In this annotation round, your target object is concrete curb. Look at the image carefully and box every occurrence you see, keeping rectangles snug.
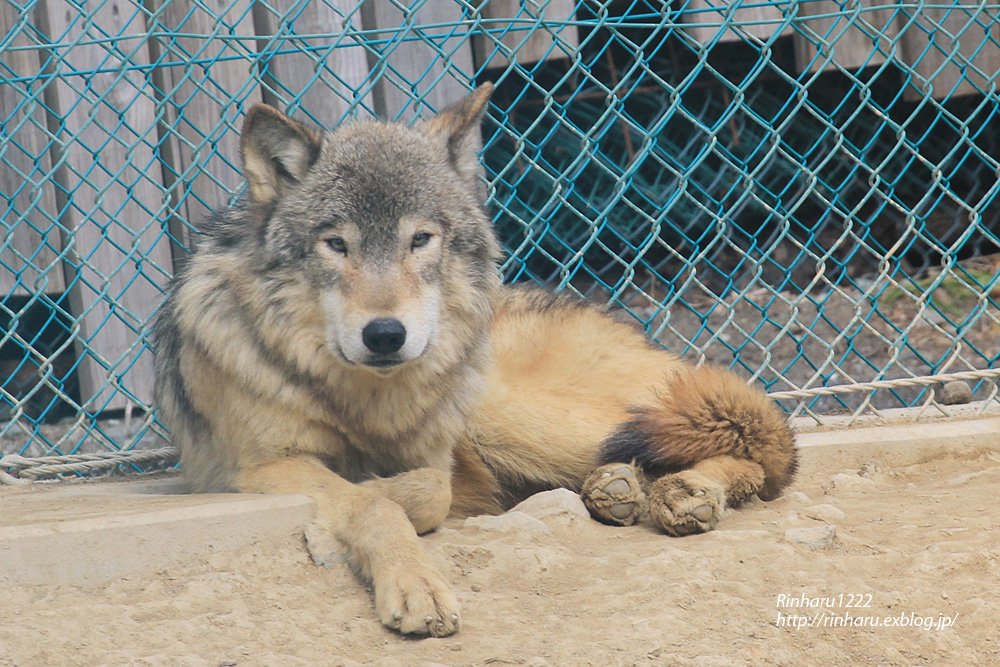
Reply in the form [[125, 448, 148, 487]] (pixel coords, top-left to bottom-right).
[[0, 481, 314, 586], [794, 415, 1000, 470]]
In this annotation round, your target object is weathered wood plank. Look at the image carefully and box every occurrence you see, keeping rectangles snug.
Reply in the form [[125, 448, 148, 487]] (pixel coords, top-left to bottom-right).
[[471, 0, 578, 69], [0, 1, 65, 296], [681, 0, 793, 46], [253, 0, 374, 125], [898, 3, 1000, 101], [360, 0, 476, 120], [35, 0, 173, 412], [146, 0, 261, 253], [792, 0, 900, 73]]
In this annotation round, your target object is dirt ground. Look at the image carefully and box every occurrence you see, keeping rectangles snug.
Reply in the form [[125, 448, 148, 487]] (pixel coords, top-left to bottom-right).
[[2, 438, 999, 667]]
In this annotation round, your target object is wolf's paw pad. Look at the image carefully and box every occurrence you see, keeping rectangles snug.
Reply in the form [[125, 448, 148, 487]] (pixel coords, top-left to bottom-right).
[[648, 471, 726, 536], [375, 565, 461, 637], [581, 463, 647, 526]]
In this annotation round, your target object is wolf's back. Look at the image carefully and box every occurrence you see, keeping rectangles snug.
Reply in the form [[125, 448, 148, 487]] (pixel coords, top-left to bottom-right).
[[453, 286, 796, 513]]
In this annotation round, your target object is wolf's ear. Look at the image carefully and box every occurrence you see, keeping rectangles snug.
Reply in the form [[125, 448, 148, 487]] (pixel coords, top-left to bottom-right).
[[421, 82, 493, 182], [241, 104, 322, 205]]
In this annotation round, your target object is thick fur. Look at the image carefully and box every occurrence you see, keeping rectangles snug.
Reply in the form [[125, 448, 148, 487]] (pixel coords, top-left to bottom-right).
[[153, 83, 797, 638]]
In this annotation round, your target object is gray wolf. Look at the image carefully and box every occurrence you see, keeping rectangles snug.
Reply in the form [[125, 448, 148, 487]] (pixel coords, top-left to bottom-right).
[[153, 83, 797, 637]]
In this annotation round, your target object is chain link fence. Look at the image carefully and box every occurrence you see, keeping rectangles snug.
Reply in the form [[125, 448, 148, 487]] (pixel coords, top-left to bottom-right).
[[2, 0, 999, 474]]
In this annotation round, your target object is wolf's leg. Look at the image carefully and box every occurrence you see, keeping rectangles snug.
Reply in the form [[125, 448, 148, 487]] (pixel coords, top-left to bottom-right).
[[238, 456, 460, 637], [360, 468, 451, 534], [580, 463, 649, 526], [595, 366, 796, 535], [646, 455, 765, 536], [580, 455, 764, 533]]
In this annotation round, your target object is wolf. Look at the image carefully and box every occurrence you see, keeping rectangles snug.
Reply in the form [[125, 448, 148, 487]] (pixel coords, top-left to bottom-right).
[[153, 83, 797, 638]]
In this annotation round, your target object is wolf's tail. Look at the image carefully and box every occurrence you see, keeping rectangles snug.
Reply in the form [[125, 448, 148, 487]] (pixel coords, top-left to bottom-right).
[[599, 365, 797, 500]]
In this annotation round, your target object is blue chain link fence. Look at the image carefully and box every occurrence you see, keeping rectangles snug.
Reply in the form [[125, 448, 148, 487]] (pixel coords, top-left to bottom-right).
[[2, 0, 999, 467]]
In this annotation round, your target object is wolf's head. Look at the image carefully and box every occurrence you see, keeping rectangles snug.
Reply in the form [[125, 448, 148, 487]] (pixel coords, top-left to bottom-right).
[[237, 84, 501, 374]]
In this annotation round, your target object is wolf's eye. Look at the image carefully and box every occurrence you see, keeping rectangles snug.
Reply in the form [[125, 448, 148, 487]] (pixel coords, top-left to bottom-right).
[[325, 237, 347, 255], [411, 232, 432, 250]]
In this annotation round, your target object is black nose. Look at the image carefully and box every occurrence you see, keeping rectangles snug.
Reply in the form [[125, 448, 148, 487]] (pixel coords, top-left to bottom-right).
[[362, 318, 407, 355]]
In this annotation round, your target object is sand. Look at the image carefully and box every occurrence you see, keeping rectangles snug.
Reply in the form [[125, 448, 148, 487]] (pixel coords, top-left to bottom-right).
[[2, 439, 999, 667]]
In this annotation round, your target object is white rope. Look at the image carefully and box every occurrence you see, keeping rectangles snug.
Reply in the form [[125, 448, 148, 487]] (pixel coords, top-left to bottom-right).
[[0, 447, 179, 484], [767, 368, 1000, 401], [1, 368, 996, 484]]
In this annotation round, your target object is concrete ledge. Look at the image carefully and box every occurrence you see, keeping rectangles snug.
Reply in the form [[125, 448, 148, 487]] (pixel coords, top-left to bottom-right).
[[797, 415, 1000, 450], [790, 399, 1000, 432], [794, 415, 1000, 474], [0, 478, 314, 586]]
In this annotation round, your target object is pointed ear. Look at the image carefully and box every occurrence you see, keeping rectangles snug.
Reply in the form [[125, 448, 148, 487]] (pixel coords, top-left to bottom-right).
[[421, 82, 493, 181], [240, 104, 322, 205]]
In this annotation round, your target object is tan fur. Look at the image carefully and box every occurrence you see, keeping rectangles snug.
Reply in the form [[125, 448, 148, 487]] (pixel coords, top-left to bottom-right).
[[154, 84, 796, 638], [455, 292, 796, 516], [462, 290, 676, 505]]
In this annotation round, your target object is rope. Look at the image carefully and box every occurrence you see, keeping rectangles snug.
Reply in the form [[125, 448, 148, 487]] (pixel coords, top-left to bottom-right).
[[0, 447, 179, 485], [1, 368, 996, 484], [767, 368, 1000, 401]]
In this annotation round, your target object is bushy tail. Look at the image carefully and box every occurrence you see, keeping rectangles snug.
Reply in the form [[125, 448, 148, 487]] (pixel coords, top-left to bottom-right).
[[599, 365, 797, 500]]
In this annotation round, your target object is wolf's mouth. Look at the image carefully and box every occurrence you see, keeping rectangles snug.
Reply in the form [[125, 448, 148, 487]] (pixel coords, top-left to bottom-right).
[[364, 356, 403, 368], [329, 340, 402, 369], [330, 338, 431, 374]]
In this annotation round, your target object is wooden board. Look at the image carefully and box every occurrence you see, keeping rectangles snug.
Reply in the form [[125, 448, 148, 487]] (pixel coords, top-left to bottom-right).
[[898, 4, 1000, 101], [253, 0, 374, 126], [792, 0, 900, 73], [471, 0, 578, 69], [146, 0, 262, 253], [34, 0, 174, 411], [681, 0, 792, 46], [360, 0, 476, 120], [0, 1, 65, 296]]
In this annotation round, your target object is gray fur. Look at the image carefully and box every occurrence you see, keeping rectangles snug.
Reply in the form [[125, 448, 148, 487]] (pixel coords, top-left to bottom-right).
[[152, 82, 795, 638], [154, 85, 500, 493]]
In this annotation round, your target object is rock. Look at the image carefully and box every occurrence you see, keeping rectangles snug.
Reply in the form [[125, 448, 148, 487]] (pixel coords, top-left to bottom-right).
[[784, 525, 836, 548], [801, 504, 846, 522], [525, 658, 551, 667], [948, 469, 993, 486], [858, 461, 880, 478], [512, 488, 589, 521], [304, 521, 349, 568], [683, 657, 744, 667], [775, 512, 806, 528], [948, 466, 1000, 486], [939, 380, 973, 405], [823, 473, 877, 494], [769, 491, 811, 505], [704, 529, 772, 540], [463, 511, 552, 536]]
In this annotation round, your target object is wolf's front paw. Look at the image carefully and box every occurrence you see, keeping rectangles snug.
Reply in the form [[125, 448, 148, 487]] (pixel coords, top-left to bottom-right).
[[647, 470, 726, 536], [375, 563, 461, 637], [581, 463, 647, 526]]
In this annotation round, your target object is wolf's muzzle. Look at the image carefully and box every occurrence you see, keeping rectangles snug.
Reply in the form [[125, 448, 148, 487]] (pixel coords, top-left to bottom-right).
[[362, 318, 407, 355]]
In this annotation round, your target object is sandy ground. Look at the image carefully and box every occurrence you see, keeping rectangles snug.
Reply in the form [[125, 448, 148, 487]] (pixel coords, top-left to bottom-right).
[[2, 438, 999, 667]]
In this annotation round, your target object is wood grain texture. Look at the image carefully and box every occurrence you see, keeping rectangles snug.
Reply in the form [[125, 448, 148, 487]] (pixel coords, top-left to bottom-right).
[[35, 0, 174, 410], [471, 0, 578, 69], [360, 0, 475, 120], [0, 1, 65, 296]]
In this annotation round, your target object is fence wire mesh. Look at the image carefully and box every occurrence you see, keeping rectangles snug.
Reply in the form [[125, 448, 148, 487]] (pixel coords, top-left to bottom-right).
[[1, 0, 999, 470]]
